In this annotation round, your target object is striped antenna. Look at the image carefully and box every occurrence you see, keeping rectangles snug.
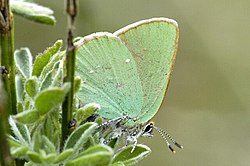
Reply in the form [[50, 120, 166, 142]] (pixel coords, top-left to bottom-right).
[[98, 115, 127, 128], [153, 125, 183, 153]]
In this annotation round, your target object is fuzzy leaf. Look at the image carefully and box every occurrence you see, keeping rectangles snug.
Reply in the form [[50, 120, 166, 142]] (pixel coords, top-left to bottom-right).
[[14, 109, 39, 124], [111, 162, 125, 166], [51, 60, 63, 87], [14, 47, 32, 79], [40, 70, 53, 90], [74, 76, 81, 93], [77, 144, 113, 157], [17, 102, 23, 113], [10, 0, 56, 25], [24, 99, 31, 110], [25, 76, 38, 98], [16, 75, 25, 102], [32, 132, 42, 152], [35, 88, 65, 115], [44, 153, 57, 163], [75, 103, 100, 124], [32, 40, 63, 77], [41, 135, 56, 154], [63, 82, 71, 95], [9, 116, 31, 144], [112, 144, 151, 165], [65, 145, 113, 166], [11, 145, 29, 158], [40, 61, 60, 90], [41, 109, 60, 148], [53, 149, 74, 164], [65, 152, 113, 166], [8, 136, 22, 148], [39, 51, 64, 82], [27, 151, 43, 163], [64, 122, 97, 150]]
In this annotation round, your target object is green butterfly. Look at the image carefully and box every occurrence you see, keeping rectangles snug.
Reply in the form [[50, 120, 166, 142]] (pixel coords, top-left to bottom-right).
[[75, 17, 183, 152]]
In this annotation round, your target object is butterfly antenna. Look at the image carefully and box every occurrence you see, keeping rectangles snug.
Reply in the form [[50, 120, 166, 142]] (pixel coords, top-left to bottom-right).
[[98, 118, 119, 128], [153, 126, 183, 152], [98, 116, 128, 128], [98, 118, 115, 128]]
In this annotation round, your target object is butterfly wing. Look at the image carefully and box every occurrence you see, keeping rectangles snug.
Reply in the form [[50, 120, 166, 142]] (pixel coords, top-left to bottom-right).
[[75, 32, 144, 120], [114, 18, 179, 124]]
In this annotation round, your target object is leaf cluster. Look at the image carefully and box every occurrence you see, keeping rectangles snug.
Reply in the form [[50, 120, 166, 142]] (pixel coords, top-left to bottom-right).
[[9, 40, 151, 166]]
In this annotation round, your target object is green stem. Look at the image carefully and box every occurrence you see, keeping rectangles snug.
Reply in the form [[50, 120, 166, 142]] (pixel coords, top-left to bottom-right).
[[0, 1, 15, 165], [61, 0, 77, 150], [0, 0, 17, 115], [0, 82, 14, 166], [0, 26, 17, 115]]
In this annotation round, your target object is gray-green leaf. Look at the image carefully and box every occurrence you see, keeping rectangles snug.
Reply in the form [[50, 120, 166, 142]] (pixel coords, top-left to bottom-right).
[[9, 116, 31, 144], [65, 145, 113, 166], [14, 109, 39, 124], [77, 144, 113, 157], [10, 0, 56, 25], [25, 76, 38, 98], [35, 88, 65, 115], [64, 122, 97, 151], [14, 47, 32, 79], [16, 75, 25, 102], [53, 149, 74, 164], [75, 103, 100, 124], [110, 162, 125, 166], [74, 76, 81, 93], [112, 144, 151, 165], [11, 145, 30, 158], [27, 151, 43, 163], [41, 135, 56, 154], [32, 40, 63, 77], [32, 132, 42, 152]]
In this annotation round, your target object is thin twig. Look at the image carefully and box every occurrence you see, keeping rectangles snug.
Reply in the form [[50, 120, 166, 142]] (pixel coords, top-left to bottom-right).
[[61, 0, 78, 150]]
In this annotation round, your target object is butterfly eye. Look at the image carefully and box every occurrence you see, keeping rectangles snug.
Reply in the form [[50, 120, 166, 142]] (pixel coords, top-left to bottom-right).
[[144, 122, 154, 134]]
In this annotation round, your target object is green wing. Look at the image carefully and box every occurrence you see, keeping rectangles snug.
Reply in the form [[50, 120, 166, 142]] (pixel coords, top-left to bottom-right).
[[75, 32, 144, 120], [114, 18, 179, 124]]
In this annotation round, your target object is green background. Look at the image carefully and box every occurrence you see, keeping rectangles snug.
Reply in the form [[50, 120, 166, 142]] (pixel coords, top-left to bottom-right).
[[15, 0, 250, 166]]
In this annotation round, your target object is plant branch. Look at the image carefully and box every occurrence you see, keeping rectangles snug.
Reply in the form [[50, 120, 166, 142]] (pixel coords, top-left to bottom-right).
[[61, 0, 78, 150], [0, 0, 17, 115], [0, 1, 16, 166], [0, 81, 14, 166]]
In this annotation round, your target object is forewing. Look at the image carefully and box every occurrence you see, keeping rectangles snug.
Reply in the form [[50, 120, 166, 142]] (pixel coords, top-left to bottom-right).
[[75, 32, 144, 120], [114, 18, 179, 123]]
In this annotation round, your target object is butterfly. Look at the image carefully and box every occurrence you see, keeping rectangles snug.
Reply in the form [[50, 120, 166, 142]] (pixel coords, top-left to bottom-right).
[[75, 17, 183, 153]]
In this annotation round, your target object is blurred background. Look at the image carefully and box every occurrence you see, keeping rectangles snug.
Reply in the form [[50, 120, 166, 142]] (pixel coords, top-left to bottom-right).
[[14, 0, 250, 165]]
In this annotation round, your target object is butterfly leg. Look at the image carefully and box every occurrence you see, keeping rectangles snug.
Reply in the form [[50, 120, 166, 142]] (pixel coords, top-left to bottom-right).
[[125, 128, 140, 153], [130, 138, 137, 153]]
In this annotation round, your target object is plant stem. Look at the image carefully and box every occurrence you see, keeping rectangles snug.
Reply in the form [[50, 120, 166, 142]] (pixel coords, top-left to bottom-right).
[[0, 82, 14, 166], [0, 0, 17, 115], [61, 0, 77, 150], [0, 1, 15, 165]]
